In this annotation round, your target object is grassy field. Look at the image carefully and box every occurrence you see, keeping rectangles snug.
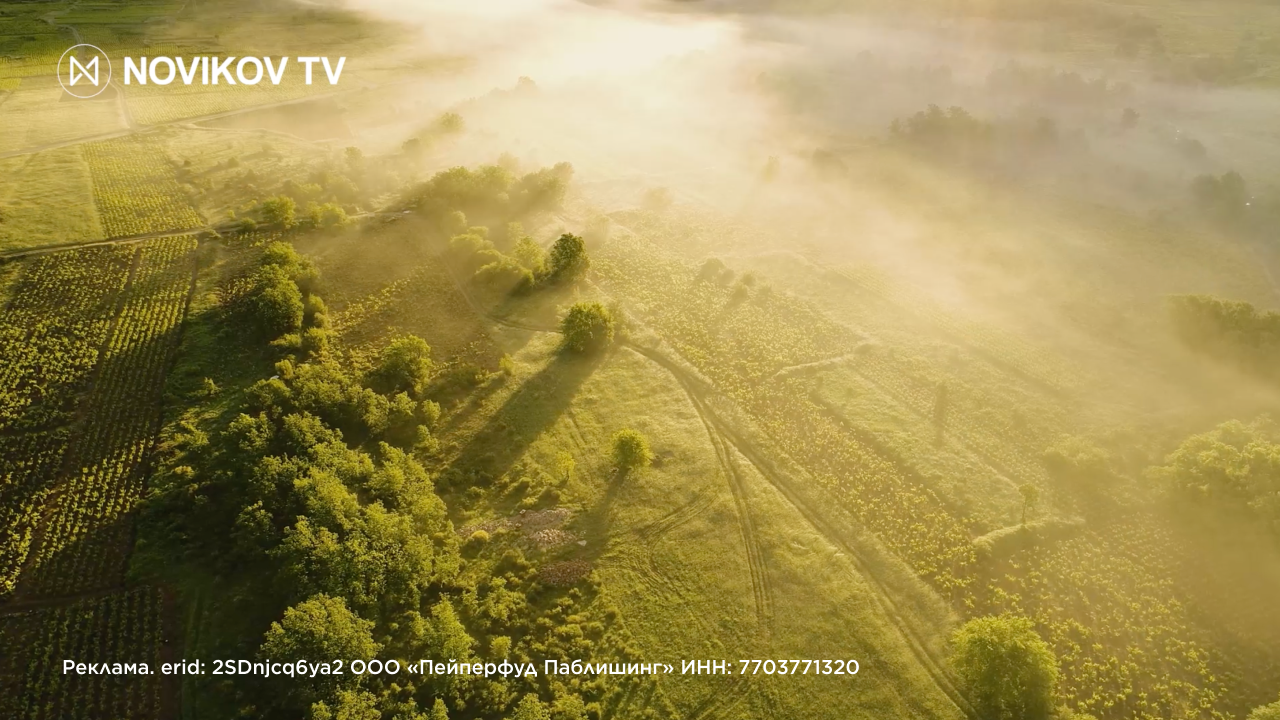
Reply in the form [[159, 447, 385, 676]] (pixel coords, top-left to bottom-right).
[[2, 0, 1280, 719], [436, 328, 967, 720], [0, 145, 103, 252]]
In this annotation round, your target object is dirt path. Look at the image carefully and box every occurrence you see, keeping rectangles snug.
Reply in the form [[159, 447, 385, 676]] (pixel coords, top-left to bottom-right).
[[435, 252, 972, 719], [662, 361, 976, 720], [1, 227, 208, 261]]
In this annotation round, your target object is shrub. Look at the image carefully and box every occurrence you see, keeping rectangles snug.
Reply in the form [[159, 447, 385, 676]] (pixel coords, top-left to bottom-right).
[[950, 614, 1058, 720], [1248, 698, 1280, 720], [473, 256, 534, 294], [369, 335, 434, 396], [611, 429, 653, 473], [560, 303, 614, 353], [1150, 418, 1280, 537], [513, 236, 547, 275], [260, 195, 298, 228]]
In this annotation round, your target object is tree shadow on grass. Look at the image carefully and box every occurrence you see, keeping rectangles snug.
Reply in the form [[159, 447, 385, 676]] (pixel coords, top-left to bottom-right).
[[441, 347, 605, 491]]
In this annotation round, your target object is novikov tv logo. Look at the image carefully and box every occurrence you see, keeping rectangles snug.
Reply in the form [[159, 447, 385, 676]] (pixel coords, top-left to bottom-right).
[[58, 44, 113, 99], [58, 44, 347, 97]]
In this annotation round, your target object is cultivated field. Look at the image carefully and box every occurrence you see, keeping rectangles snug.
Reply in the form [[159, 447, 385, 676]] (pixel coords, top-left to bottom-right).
[[3, 0, 1280, 719]]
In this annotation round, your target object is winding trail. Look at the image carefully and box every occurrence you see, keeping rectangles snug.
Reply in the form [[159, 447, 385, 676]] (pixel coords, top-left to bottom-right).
[[3, 207, 974, 717], [433, 252, 973, 720]]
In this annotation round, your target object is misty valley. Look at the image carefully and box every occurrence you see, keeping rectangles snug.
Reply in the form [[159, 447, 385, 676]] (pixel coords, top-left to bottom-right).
[[1, 1, 1280, 720]]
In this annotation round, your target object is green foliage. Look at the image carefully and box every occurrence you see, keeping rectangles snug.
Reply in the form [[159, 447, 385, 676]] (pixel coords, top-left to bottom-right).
[[436, 112, 465, 134], [513, 236, 547, 275], [950, 614, 1058, 720], [547, 233, 589, 283], [551, 694, 587, 720], [1150, 418, 1280, 536], [560, 302, 614, 353], [259, 594, 380, 712], [611, 429, 653, 473], [430, 698, 451, 720], [891, 105, 993, 154], [261, 195, 299, 228], [310, 689, 381, 720], [369, 335, 434, 396], [308, 202, 349, 228], [249, 361, 391, 440], [1191, 171, 1249, 216], [242, 240, 323, 339], [250, 264, 305, 338], [1042, 437, 1112, 488], [412, 164, 570, 229], [1248, 698, 1280, 720], [509, 694, 551, 720], [1169, 295, 1280, 382], [448, 232, 501, 275], [554, 451, 575, 482], [1018, 483, 1040, 525], [474, 256, 534, 295]]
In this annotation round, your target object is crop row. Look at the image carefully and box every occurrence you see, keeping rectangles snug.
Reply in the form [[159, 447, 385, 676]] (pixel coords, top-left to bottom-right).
[[24, 237, 198, 596], [592, 220, 1235, 719], [0, 248, 135, 596], [127, 80, 318, 125], [1, 586, 165, 720], [593, 230, 977, 595], [83, 138, 205, 239], [214, 229, 293, 308], [978, 515, 1230, 719]]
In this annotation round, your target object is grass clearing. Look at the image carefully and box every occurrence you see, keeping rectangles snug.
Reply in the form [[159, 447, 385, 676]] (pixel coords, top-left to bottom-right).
[[437, 326, 969, 720], [0, 145, 103, 252]]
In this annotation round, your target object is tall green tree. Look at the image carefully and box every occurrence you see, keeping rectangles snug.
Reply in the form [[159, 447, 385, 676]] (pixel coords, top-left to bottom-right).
[[951, 614, 1058, 720], [1019, 483, 1040, 526], [369, 335, 434, 396], [259, 595, 380, 713], [261, 196, 299, 228], [560, 303, 614, 353], [547, 233, 589, 282]]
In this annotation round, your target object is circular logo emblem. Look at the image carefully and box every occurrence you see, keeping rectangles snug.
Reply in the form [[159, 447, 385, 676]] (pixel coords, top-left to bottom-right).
[[57, 44, 112, 98]]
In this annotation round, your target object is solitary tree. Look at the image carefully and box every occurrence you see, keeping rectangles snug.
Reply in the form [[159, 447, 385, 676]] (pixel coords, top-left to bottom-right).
[[1019, 483, 1040, 526], [951, 614, 1058, 720], [554, 451, 576, 483], [547, 233, 589, 282], [560, 303, 614, 353], [612, 428, 653, 474]]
